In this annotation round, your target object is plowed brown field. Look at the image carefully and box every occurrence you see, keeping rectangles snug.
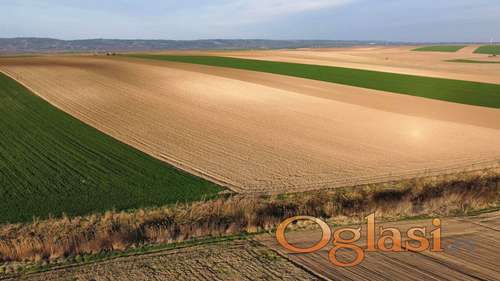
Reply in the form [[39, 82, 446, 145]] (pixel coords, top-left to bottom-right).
[[1, 54, 499, 193], [258, 211, 500, 281]]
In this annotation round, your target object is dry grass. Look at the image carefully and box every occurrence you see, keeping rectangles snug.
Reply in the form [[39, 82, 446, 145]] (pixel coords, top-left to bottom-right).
[[0, 168, 498, 265], [3, 241, 321, 281]]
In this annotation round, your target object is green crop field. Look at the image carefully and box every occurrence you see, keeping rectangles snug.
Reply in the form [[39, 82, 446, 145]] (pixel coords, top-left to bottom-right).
[[446, 59, 500, 64], [474, 45, 500, 55], [412, 45, 466, 52], [128, 55, 500, 108], [0, 73, 222, 224]]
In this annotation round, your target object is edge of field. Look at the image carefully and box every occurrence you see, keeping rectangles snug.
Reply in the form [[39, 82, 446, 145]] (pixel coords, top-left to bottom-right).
[[0, 69, 226, 224], [0, 234, 252, 279], [0, 68, 240, 193], [3, 205, 499, 280], [474, 45, 500, 55], [412, 45, 467, 52], [1, 167, 499, 276], [446, 59, 500, 64]]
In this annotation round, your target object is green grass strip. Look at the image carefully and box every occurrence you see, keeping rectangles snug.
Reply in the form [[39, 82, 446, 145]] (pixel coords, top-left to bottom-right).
[[412, 45, 466, 52], [474, 45, 500, 55], [446, 59, 500, 64], [128, 55, 500, 108], [0, 73, 222, 224]]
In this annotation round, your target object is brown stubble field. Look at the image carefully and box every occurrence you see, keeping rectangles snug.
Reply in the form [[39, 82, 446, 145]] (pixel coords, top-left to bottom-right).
[[1, 50, 500, 193]]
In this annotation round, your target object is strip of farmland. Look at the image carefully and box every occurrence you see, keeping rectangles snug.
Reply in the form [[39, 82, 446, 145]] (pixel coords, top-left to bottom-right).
[[0, 73, 221, 224], [446, 59, 500, 64], [129, 55, 500, 108], [474, 45, 500, 55], [412, 45, 466, 52], [205, 46, 500, 85]]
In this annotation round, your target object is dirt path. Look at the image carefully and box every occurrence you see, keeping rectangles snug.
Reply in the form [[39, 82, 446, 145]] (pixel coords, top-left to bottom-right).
[[1, 56, 499, 193]]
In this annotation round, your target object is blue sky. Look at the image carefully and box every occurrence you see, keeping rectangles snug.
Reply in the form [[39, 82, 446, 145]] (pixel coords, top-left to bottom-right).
[[1, 0, 499, 42]]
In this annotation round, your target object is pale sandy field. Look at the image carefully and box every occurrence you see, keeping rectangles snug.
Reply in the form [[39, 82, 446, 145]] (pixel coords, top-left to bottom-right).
[[1, 50, 499, 193]]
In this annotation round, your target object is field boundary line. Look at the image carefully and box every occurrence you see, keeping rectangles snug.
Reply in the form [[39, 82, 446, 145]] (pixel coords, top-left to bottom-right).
[[0, 68, 242, 194], [243, 159, 500, 194], [157, 153, 243, 192]]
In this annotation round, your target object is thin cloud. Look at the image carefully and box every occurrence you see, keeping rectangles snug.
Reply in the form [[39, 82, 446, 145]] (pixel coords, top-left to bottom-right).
[[202, 0, 355, 26]]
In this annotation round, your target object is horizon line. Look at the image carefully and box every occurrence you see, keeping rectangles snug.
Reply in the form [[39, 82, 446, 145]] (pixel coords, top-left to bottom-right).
[[1, 37, 499, 45]]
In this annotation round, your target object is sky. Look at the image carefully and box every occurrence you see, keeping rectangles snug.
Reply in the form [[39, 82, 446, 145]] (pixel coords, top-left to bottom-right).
[[1, 0, 499, 42]]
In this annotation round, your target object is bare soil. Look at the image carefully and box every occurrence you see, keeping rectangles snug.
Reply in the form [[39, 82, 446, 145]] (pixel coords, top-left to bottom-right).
[[1, 55, 499, 193], [258, 211, 500, 281]]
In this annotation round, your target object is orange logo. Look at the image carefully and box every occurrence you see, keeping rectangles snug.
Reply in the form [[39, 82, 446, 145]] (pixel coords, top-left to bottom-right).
[[276, 214, 443, 267]]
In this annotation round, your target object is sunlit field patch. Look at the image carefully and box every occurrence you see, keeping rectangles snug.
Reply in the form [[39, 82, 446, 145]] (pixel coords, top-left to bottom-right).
[[130, 54, 500, 108]]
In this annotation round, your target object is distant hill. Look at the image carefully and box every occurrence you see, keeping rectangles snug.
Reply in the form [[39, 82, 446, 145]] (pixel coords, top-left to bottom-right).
[[0, 38, 400, 54]]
